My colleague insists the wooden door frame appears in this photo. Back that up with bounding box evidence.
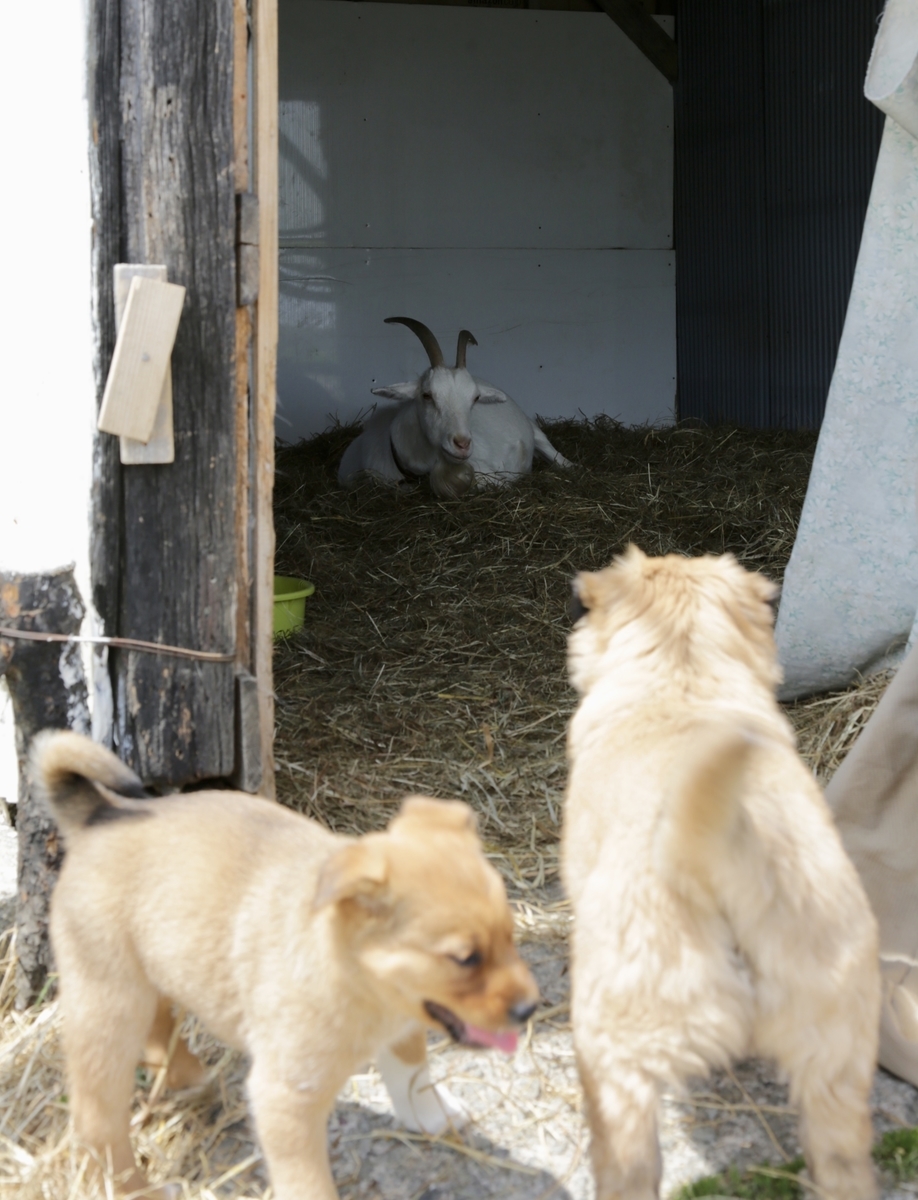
[253,0,279,797]
[88,0,278,795]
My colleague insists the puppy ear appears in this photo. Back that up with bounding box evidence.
[392,795,479,837]
[617,544,647,567]
[570,578,589,623]
[571,571,604,619]
[313,841,389,911]
[750,572,780,610]
[765,583,781,619]
[736,569,780,626]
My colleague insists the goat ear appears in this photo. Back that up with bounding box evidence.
[476,385,508,405]
[371,382,418,402]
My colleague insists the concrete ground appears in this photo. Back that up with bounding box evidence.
[1,775,916,1196]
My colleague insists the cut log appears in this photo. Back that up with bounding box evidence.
[0,568,89,1008]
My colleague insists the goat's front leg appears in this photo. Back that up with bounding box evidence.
[376,1023,467,1134]
[247,1060,339,1200]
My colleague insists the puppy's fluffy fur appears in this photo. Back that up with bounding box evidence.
[33,732,538,1200]
[563,547,879,1200]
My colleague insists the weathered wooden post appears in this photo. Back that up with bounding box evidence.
[0,569,90,1007]
[87,0,277,793]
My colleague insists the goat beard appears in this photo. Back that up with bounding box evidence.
[430,457,476,500]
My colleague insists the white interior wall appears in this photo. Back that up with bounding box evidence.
[278,0,675,439]
[0,0,94,806]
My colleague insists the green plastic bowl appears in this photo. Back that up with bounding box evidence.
[273,576,315,638]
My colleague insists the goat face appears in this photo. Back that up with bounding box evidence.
[424,367,478,460]
[373,368,506,462]
[372,318,505,465]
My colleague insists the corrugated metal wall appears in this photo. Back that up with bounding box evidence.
[675,0,884,429]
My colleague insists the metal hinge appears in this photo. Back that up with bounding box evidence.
[235,192,259,307]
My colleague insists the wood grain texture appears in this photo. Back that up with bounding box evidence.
[90,0,238,787]
[0,569,89,1007]
[234,304,252,677]
[234,0,250,194]
[87,0,124,656]
[254,0,278,797]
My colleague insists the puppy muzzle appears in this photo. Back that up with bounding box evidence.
[423,998,535,1054]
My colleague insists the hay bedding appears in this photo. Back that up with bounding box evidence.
[3,419,915,1199]
[271,419,817,888]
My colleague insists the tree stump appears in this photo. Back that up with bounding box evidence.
[0,568,89,1007]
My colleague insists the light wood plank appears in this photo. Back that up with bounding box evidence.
[253,0,278,797]
[233,0,253,686]
[113,264,175,464]
[98,275,186,442]
[234,303,252,675]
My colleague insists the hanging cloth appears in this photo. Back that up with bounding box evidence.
[826,642,918,1085]
[775,0,918,700]
[787,0,918,1086]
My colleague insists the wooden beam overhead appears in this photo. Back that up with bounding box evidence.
[592,0,677,83]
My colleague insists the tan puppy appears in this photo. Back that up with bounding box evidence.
[563,547,880,1200]
[33,732,539,1200]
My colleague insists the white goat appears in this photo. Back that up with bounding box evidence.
[338,317,572,499]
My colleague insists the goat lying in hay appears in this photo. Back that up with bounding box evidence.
[337,317,572,499]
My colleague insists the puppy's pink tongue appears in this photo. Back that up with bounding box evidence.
[465,1026,518,1054]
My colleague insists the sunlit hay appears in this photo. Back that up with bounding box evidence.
[272,418,818,891]
[0,931,260,1198]
[785,668,895,785]
[6,418,906,1198]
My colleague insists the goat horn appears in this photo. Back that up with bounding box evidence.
[384,317,445,369]
[455,329,478,369]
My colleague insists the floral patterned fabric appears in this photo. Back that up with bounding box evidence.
[775,4,918,699]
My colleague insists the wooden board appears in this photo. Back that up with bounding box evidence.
[97,275,185,442]
[254,0,279,797]
[114,264,175,465]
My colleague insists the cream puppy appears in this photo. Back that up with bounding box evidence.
[563,547,879,1200]
[33,731,539,1200]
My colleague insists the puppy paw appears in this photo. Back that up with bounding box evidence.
[376,1045,469,1135]
[395,1080,468,1136]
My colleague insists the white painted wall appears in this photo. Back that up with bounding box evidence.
[277,0,675,439]
[0,0,94,807]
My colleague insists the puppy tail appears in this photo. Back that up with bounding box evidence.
[657,724,760,895]
[30,730,149,837]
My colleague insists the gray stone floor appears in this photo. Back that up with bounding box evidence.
[3,815,917,1197]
